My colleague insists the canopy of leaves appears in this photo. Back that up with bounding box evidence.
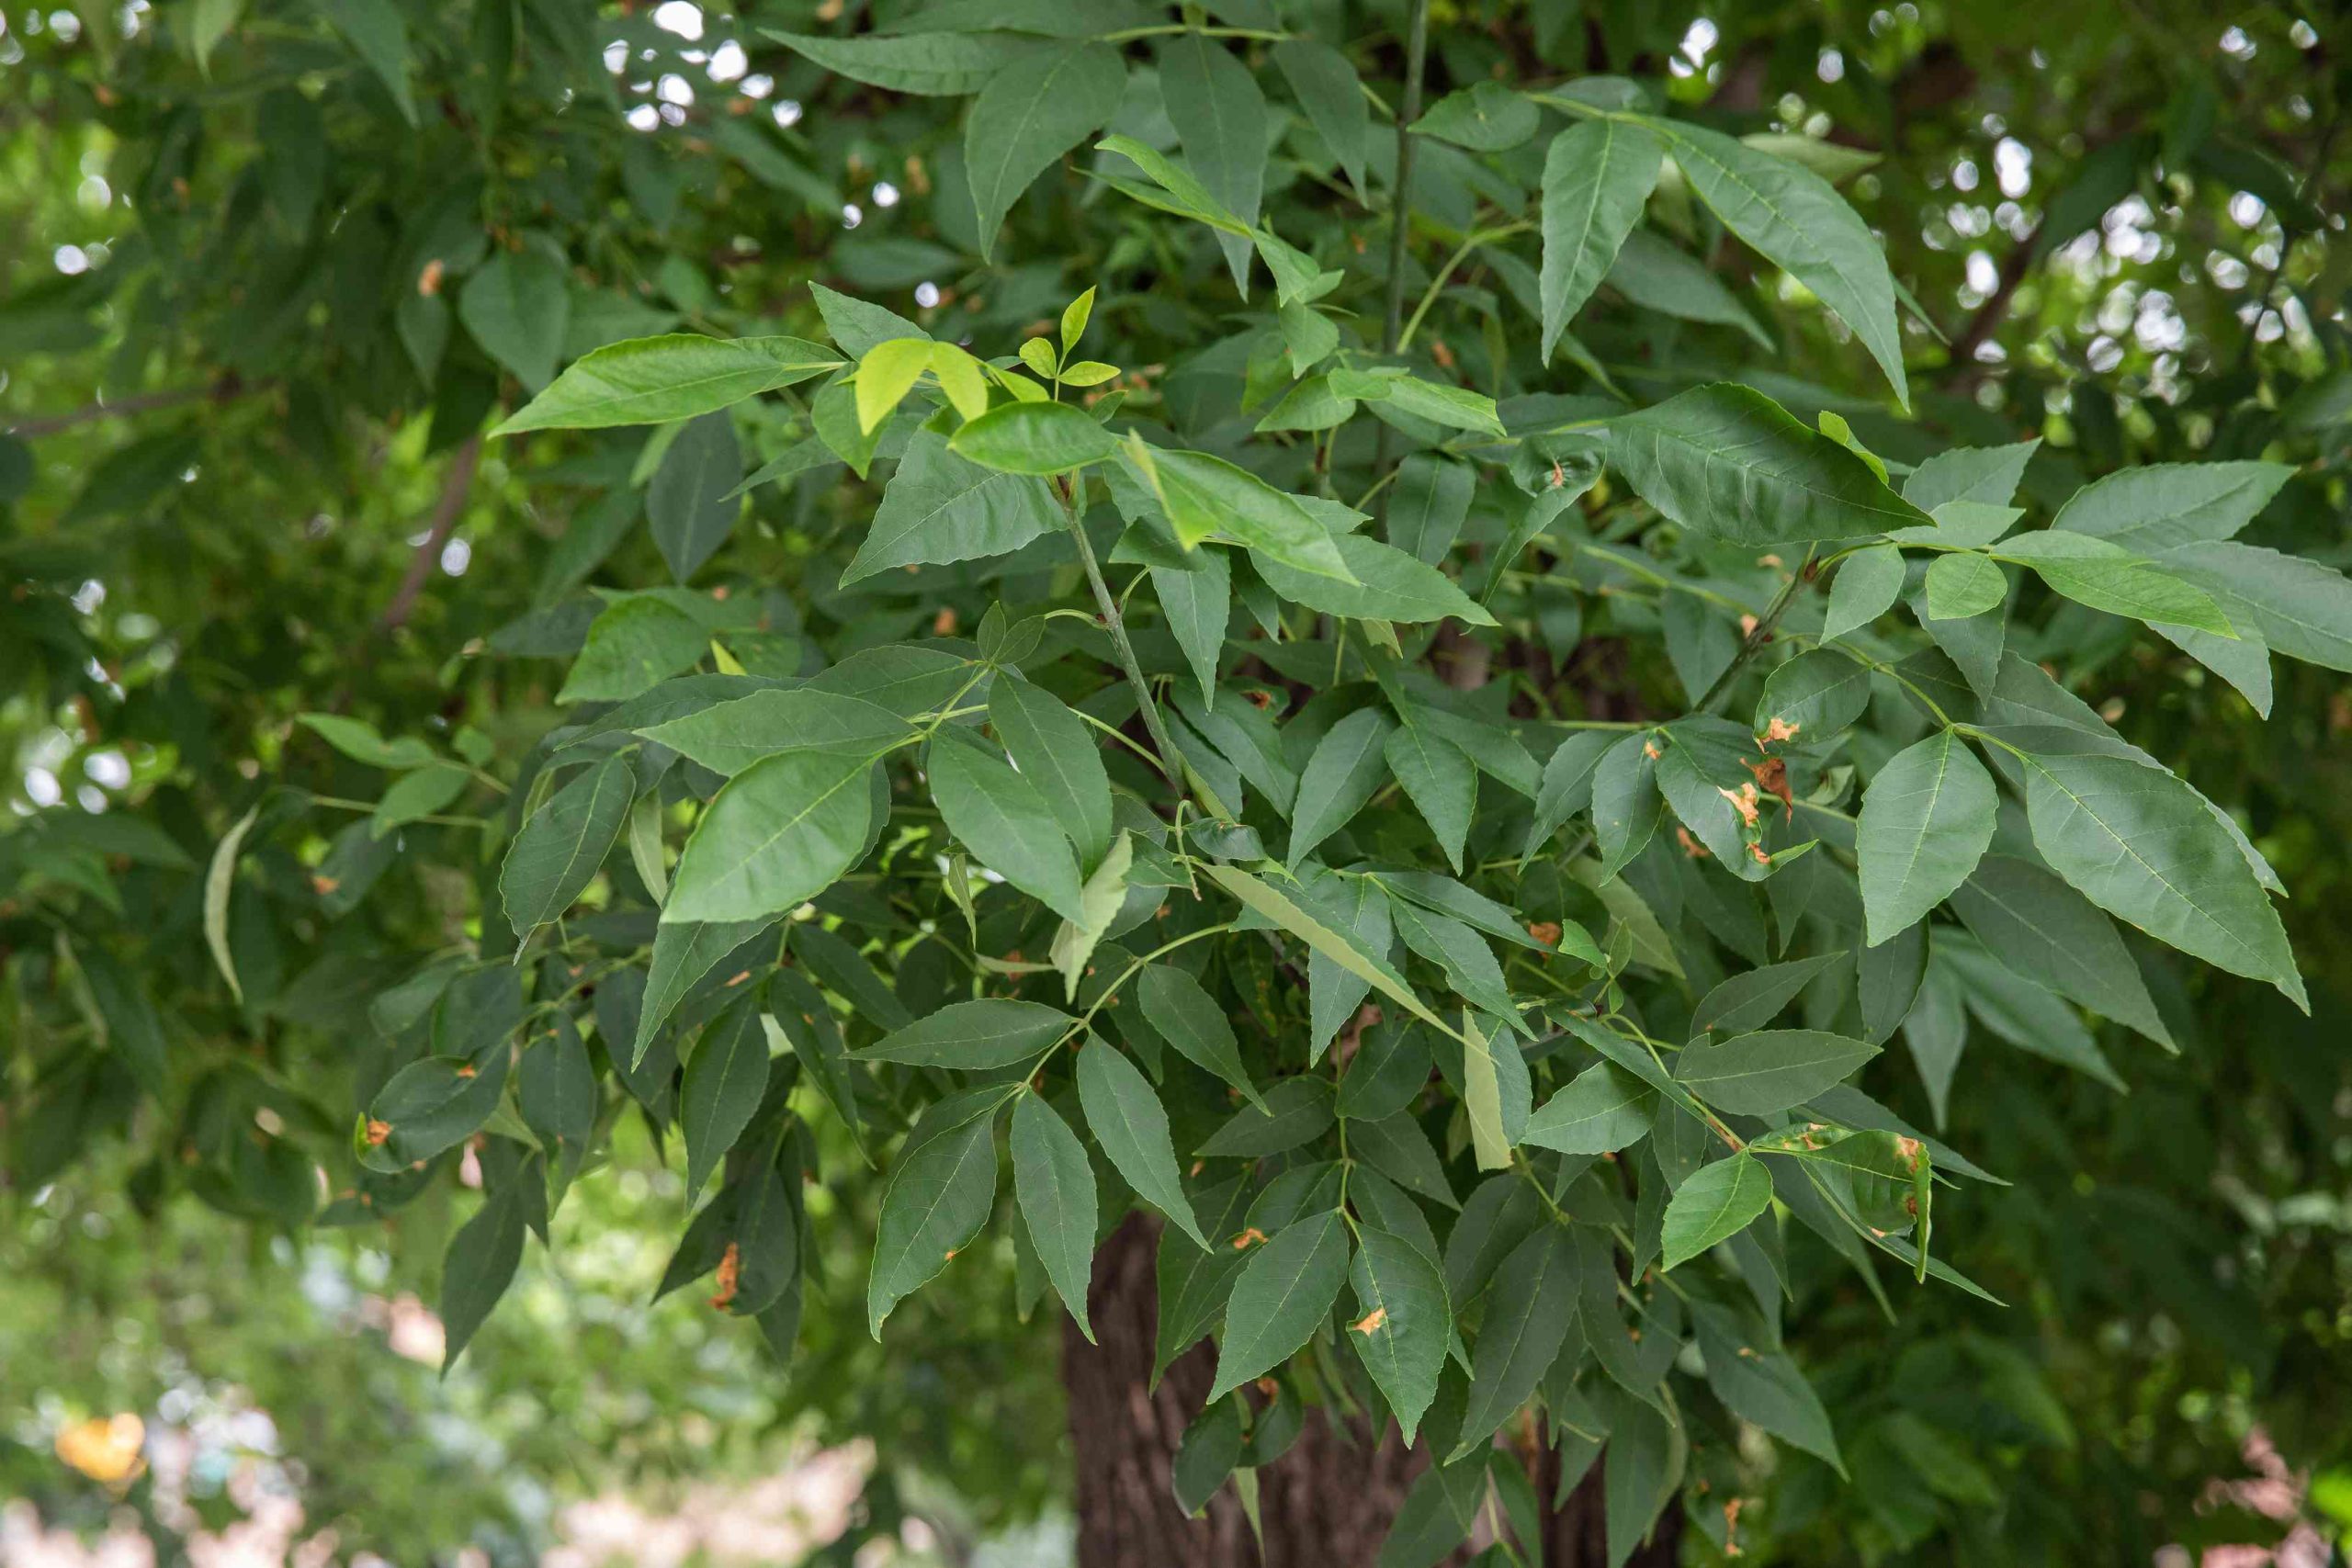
[5,1,2351,1562]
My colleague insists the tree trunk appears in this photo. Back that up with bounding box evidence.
[1059,1214,1686,1568]
[1062,1212,1425,1566]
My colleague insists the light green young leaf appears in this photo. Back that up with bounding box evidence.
[205,804,259,1005]
[492,334,840,434]
[1011,1091,1099,1343]
[1539,118,1666,361]
[665,750,874,923]
[1209,1209,1351,1399]
[1050,832,1132,1000]
[854,337,936,434]
[967,43,1127,260]
[501,755,633,935]
[1660,1153,1774,1269]
[1857,730,1996,943]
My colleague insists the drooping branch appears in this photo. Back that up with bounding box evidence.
[376,434,483,635]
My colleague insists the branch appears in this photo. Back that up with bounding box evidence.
[1055,476,1190,797]
[1378,0,1431,355]
[5,376,264,438]
[376,434,483,635]
[1944,227,2040,386]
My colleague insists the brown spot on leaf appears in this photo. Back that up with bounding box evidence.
[364,1120,391,1146]
[417,259,444,297]
[710,1243,740,1310]
[1351,1307,1388,1336]
[1231,1226,1269,1250]
[1527,920,1562,947]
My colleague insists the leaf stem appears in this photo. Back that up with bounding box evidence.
[1055,475,1191,797]
[1378,0,1430,356]
[1397,220,1533,353]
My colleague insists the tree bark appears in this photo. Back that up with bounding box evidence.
[1060,1213,1686,1568]
[1063,1212,1426,1567]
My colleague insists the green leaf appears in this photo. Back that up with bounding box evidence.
[947,400,1121,474]
[298,714,437,771]
[1690,1302,1843,1471]
[1153,549,1232,705]
[1857,730,1996,943]
[1757,649,1872,742]
[1373,375,1506,437]
[1994,532,2233,634]
[519,1013,598,1159]
[1457,1010,1516,1172]
[1690,953,1848,1036]
[1272,39,1368,199]
[1076,1042,1210,1249]
[1950,854,2174,1047]
[1159,34,1267,289]
[665,750,874,923]
[1125,441,1355,582]
[762,28,1040,95]
[2051,460,2293,551]
[1450,1224,1578,1460]
[459,248,569,390]
[559,598,708,705]
[634,918,776,1067]
[1011,1091,1099,1342]
[370,763,468,839]
[2163,541,2352,673]
[1197,1077,1333,1156]
[1605,229,1773,348]
[1287,706,1396,865]
[853,337,935,435]
[1051,832,1133,1002]
[989,675,1114,870]
[311,0,416,125]
[867,1096,1003,1336]
[1208,865,1449,1034]
[1674,1029,1881,1115]
[1660,1153,1773,1269]
[1539,118,1666,361]
[1209,1209,1351,1399]
[1091,134,1252,235]
[1606,384,1929,547]
[966,43,1126,261]
[1385,724,1476,870]
[1348,1225,1451,1443]
[1524,1062,1655,1155]
[1659,121,1910,406]
[640,689,917,776]
[2021,751,2304,1007]
[847,428,1062,582]
[1902,439,2040,512]
[1413,81,1538,151]
[649,412,743,584]
[1251,533,1498,628]
[1136,964,1265,1110]
[1386,453,1476,566]
[500,755,633,935]
[440,1188,526,1371]
[1591,731,1660,881]
[1824,543,1905,641]
[192,0,244,73]
[492,334,840,434]
[860,998,1071,1068]
[683,998,770,1196]
[368,1043,513,1167]
[930,736,1090,924]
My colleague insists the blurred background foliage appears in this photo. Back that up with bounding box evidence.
[2,0,2348,1562]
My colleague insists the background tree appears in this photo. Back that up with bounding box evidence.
[4,3,2350,1566]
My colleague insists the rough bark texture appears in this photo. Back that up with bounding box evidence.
[1062,1212,1426,1567]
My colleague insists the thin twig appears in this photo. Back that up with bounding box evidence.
[6,377,265,438]
[1379,0,1430,356]
[1055,476,1190,797]
[377,434,483,634]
